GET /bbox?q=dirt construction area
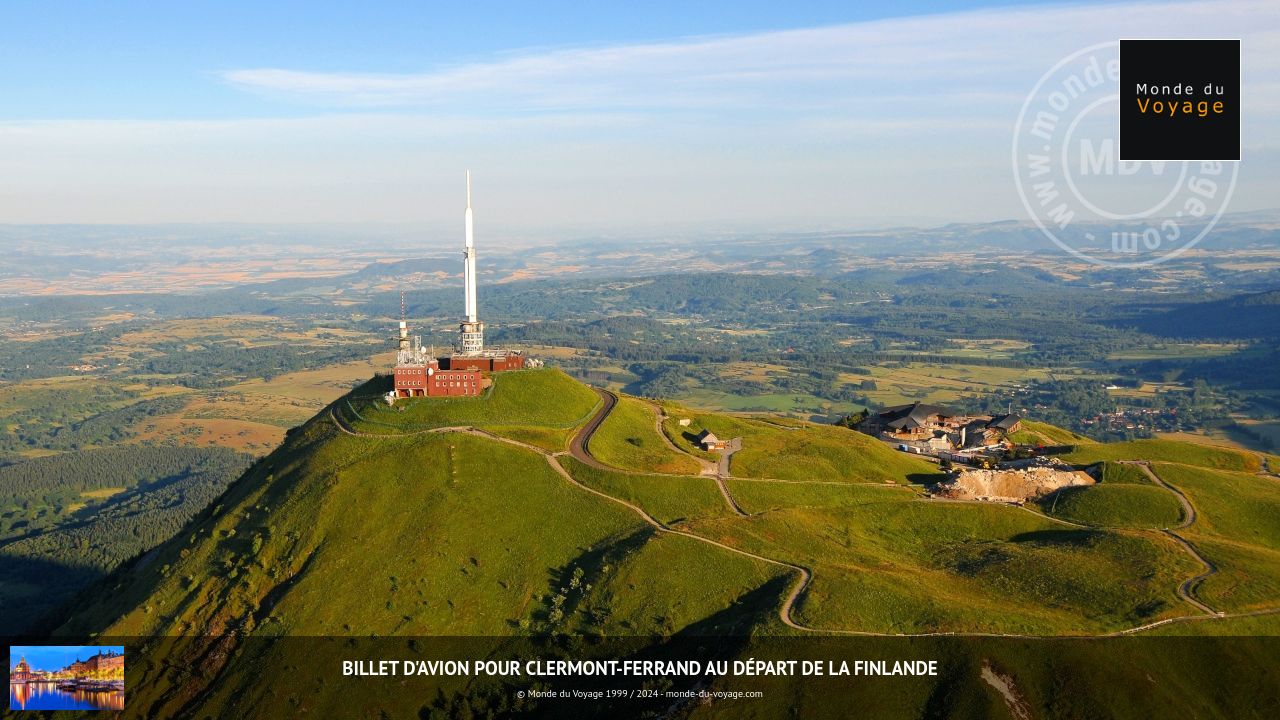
[933,458,1095,503]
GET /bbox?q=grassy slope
[56,372,1272,640]
[1064,439,1260,473]
[1100,461,1154,484]
[1154,463,1280,611]
[698,482,1197,634]
[54,404,782,717]
[561,456,729,525]
[1044,435,1278,615]
[61,425,776,639]
[726,480,920,515]
[36,368,1280,717]
[662,407,940,483]
[479,424,574,453]
[1155,464,1280,548]
[1039,484,1185,529]
[1014,420,1094,445]
[588,396,701,475]
[1141,613,1280,635]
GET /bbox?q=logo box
[1119,39,1240,161]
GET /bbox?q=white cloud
[2,0,1277,228]
[220,0,1280,117]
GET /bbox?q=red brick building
[441,351,525,372]
[394,360,482,398]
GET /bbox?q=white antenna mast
[463,170,477,324]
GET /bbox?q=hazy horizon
[2,0,1277,236]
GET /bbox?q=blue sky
[10,646,123,673]
[1,0,1076,120]
[1,0,1276,233]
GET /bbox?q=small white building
[696,430,727,451]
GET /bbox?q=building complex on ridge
[390,172,534,400]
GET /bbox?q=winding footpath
[1118,460,1222,616]
[329,398,815,631]
[329,395,1278,639]
[1259,453,1280,481]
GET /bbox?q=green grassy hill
[661,404,940,483]
[1099,461,1155,484]
[39,369,1280,717]
[1010,419,1094,445]
[1038,484,1186,528]
[561,456,728,525]
[341,368,600,451]
[710,480,1195,634]
[1063,438,1261,472]
[1152,463,1280,612]
[588,396,702,475]
[59,391,775,641]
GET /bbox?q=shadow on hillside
[1009,528,1102,546]
[906,471,948,487]
[483,574,791,718]
[1038,485,1090,506]
[673,573,791,637]
[0,553,102,635]
[534,527,657,631]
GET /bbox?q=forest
[0,446,250,634]
[1,395,192,455]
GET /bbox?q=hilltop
[46,368,1280,718]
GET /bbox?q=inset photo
[9,646,124,712]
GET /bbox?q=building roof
[695,430,720,444]
[988,414,1022,430]
[877,402,959,430]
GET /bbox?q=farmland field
[836,362,1098,407]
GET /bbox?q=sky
[10,646,123,673]
[1,0,1277,237]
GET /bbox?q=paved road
[718,437,742,477]
[329,397,1277,637]
[567,388,617,471]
